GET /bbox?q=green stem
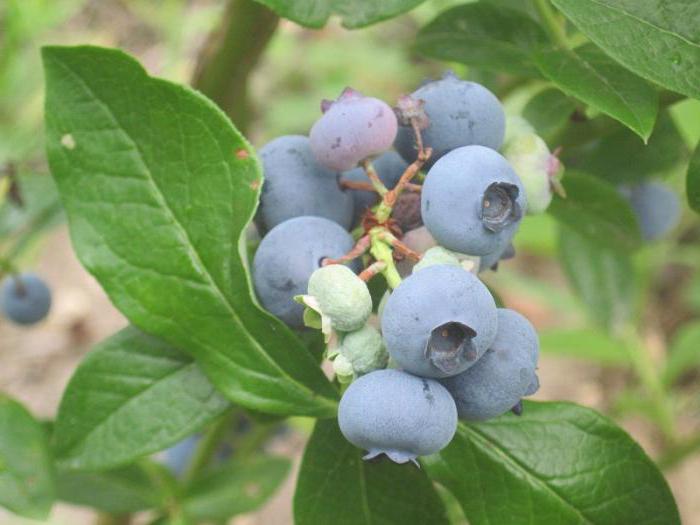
[369,230,402,289]
[532,0,569,49]
[181,409,237,486]
[620,326,677,443]
[191,0,279,132]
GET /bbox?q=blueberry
[0,273,51,325]
[440,308,540,421]
[163,435,200,476]
[341,151,408,224]
[381,265,498,378]
[310,88,398,172]
[421,145,526,255]
[338,369,457,464]
[394,72,505,169]
[479,241,516,273]
[252,216,358,327]
[620,182,680,241]
[256,135,353,232]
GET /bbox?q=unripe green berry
[333,354,355,384]
[306,264,372,332]
[340,324,388,376]
[413,246,461,273]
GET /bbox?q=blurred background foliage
[2,0,700,522]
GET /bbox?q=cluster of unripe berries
[0,272,51,326]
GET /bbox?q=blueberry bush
[1,0,700,523]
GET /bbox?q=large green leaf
[558,226,635,332]
[548,171,642,252]
[534,44,658,140]
[57,463,162,513]
[252,0,425,29]
[570,111,687,184]
[552,0,700,100]
[42,45,338,417]
[415,3,549,77]
[0,395,55,519]
[539,327,629,365]
[52,326,230,470]
[294,419,448,525]
[687,142,700,213]
[424,402,680,525]
[183,455,290,521]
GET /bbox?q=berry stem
[378,231,422,261]
[181,408,237,487]
[369,228,402,289]
[322,235,371,266]
[358,260,387,282]
[532,0,570,50]
[360,159,388,196]
[340,180,376,192]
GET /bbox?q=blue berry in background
[441,308,540,421]
[479,241,516,273]
[421,145,526,256]
[253,216,358,327]
[381,264,498,378]
[394,72,505,169]
[341,151,407,224]
[163,435,200,476]
[310,88,398,172]
[620,182,680,241]
[338,369,457,464]
[0,273,52,325]
[256,135,353,232]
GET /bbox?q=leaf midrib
[50,55,332,407]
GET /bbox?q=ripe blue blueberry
[253,216,358,327]
[479,241,516,273]
[256,135,353,232]
[338,369,457,464]
[310,88,398,172]
[620,182,680,241]
[341,151,408,224]
[381,264,498,378]
[421,145,526,255]
[441,308,540,421]
[164,435,199,476]
[0,273,51,325]
[394,72,505,169]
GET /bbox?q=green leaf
[534,43,658,140]
[557,226,635,332]
[294,419,449,525]
[252,0,425,29]
[540,327,629,365]
[52,326,230,470]
[183,455,291,521]
[522,88,577,139]
[415,3,549,77]
[0,395,55,519]
[687,143,700,213]
[548,171,642,252]
[570,111,688,184]
[552,0,700,100]
[663,321,700,386]
[424,402,680,525]
[42,45,338,418]
[57,463,161,513]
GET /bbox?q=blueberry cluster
[0,272,51,326]
[252,72,553,464]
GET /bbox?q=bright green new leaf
[552,0,700,100]
[424,402,680,525]
[534,44,658,140]
[42,45,338,418]
[294,419,449,525]
[416,3,549,77]
[253,0,425,29]
[52,326,230,470]
[0,395,55,519]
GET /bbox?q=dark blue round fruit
[0,273,52,325]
